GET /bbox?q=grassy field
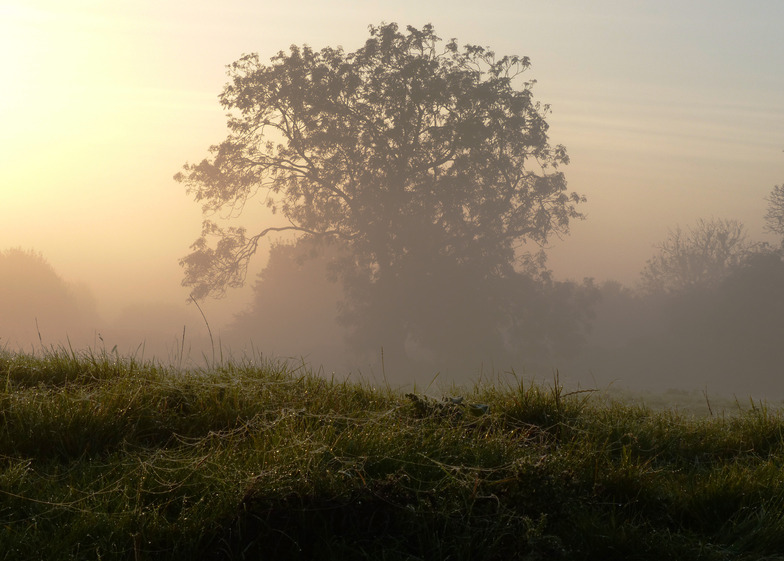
[2,348,784,560]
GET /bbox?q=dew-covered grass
[2,347,784,560]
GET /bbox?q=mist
[2,2,783,401]
[4,225,784,399]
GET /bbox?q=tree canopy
[176,23,588,369]
[765,183,784,246]
[640,218,755,295]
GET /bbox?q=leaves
[176,23,590,366]
[176,23,583,298]
[641,218,756,295]
[764,183,784,244]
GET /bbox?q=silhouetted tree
[640,218,755,295]
[764,183,784,247]
[176,23,586,368]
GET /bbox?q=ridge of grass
[2,347,784,560]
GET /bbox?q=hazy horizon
[2,1,783,395]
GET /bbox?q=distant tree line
[0,248,211,360]
[573,186,784,395]
[0,248,98,349]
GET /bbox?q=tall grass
[2,347,784,559]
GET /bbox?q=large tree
[176,23,586,368]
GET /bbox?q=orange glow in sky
[1,0,783,326]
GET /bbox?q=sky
[1,0,783,329]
